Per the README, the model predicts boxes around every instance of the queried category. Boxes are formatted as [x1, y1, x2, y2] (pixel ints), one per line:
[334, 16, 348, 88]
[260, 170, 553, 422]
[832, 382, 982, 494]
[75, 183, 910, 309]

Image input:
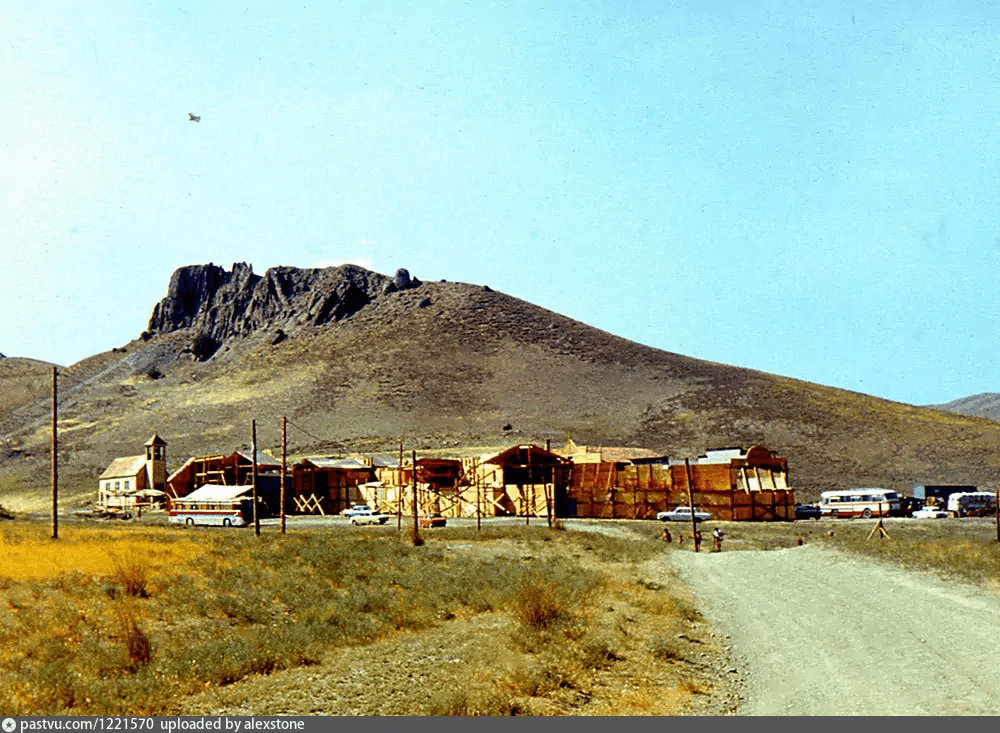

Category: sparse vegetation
[0, 521, 723, 716]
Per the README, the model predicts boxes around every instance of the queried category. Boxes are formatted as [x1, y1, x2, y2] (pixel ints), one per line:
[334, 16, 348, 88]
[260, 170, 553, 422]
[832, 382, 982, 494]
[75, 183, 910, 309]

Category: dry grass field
[0, 518, 735, 716]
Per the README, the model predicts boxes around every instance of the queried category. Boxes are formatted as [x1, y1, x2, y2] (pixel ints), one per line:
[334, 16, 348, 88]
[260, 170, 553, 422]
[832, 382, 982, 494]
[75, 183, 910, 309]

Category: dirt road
[670, 545, 1000, 715]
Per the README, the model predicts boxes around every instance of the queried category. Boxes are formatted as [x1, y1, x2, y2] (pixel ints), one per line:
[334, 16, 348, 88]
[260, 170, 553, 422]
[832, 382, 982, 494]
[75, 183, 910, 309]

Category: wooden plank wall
[567, 461, 794, 521]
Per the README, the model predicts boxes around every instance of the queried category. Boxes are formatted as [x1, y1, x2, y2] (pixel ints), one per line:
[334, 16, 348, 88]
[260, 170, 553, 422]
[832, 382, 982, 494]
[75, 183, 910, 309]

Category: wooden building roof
[100, 455, 146, 480]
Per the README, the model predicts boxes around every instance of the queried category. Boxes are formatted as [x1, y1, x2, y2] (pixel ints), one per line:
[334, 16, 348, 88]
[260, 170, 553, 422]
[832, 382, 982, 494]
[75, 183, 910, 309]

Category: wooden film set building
[286, 442, 794, 522]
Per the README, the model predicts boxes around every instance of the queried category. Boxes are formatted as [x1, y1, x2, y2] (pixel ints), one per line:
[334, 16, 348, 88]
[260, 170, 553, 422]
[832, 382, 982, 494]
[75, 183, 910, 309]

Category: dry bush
[109, 551, 150, 598]
[425, 687, 521, 716]
[650, 635, 684, 661]
[408, 526, 424, 547]
[113, 604, 152, 670]
[511, 576, 562, 630]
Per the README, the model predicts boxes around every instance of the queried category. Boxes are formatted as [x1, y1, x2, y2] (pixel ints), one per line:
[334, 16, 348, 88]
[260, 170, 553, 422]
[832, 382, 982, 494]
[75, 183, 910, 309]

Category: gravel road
[669, 545, 1000, 715]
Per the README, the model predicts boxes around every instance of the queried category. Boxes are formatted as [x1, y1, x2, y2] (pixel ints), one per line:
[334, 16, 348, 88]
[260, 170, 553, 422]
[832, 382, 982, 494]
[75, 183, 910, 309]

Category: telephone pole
[411, 450, 419, 533]
[280, 416, 287, 535]
[51, 367, 58, 540]
[251, 420, 260, 537]
[685, 458, 698, 552]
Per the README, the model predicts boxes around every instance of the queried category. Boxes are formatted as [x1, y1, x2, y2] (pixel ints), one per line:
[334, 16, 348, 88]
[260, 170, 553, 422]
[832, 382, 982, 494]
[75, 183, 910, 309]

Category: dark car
[795, 503, 822, 520]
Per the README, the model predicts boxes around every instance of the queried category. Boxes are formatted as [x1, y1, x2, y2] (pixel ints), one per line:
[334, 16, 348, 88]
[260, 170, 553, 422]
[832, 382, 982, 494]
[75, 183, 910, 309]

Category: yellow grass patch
[0, 525, 205, 581]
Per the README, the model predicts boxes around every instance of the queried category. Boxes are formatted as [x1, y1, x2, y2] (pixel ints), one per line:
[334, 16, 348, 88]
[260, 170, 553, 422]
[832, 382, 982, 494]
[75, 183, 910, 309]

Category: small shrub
[114, 605, 152, 670]
[0, 503, 14, 520]
[512, 576, 562, 630]
[144, 367, 163, 380]
[650, 636, 683, 662]
[108, 551, 150, 598]
[408, 527, 424, 547]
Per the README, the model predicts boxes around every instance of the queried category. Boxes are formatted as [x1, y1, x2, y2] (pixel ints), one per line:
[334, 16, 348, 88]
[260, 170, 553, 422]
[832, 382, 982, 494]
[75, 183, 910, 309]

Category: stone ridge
[145, 262, 420, 344]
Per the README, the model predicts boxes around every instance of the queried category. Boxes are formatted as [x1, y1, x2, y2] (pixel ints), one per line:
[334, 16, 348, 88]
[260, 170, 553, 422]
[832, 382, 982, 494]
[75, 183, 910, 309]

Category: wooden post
[476, 458, 482, 531]
[685, 458, 698, 552]
[398, 441, 404, 532]
[280, 416, 287, 535]
[526, 448, 532, 526]
[252, 420, 260, 537]
[411, 450, 418, 533]
[51, 366, 58, 540]
[547, 465, 554, 528]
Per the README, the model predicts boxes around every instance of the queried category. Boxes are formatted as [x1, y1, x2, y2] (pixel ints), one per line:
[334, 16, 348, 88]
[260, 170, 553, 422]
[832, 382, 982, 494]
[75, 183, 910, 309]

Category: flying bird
[188, 113, 201, 122]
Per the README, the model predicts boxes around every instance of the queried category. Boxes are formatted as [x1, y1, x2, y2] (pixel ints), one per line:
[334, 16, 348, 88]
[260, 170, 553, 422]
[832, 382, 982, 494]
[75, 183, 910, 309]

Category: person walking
[713, 527, 724, 552]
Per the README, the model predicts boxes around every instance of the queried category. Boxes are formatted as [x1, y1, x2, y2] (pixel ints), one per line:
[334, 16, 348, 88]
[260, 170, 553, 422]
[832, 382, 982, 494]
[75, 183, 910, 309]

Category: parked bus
[946, 492, 996, 518]
[168, 485, 254, 527]
[819, 489, 900, 519]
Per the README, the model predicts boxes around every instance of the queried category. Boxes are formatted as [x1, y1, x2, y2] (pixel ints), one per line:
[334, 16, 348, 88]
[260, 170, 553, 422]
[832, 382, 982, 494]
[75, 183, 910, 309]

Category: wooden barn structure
[166, 450, 284, 514]
[563, 444, 793, 521]
[290, 457, 375, 515]
[356, 447, 572, 520]
[361, 456, 472, 518]
[478, 444, 572, 518]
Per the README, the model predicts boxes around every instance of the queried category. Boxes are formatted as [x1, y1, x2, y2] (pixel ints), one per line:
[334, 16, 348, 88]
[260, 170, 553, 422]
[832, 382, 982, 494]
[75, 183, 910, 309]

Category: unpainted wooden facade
[564, 444, 794, 521]
[290, 458, 374, 515]
[167, 450, 284, 514]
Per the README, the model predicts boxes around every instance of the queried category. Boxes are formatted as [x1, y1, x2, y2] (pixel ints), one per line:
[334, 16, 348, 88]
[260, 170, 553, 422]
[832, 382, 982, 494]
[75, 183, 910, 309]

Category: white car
[657, 507, 712, 523]
[349, 508, 390, 526]
[911, 507, 949, 519]
[342, 504, 372, 518]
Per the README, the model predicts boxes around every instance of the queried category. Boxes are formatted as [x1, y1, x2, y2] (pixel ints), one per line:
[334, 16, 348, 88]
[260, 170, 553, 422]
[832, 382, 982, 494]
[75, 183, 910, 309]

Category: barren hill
[929, 393, 1000, 422]
[3, 262, 1000, 505]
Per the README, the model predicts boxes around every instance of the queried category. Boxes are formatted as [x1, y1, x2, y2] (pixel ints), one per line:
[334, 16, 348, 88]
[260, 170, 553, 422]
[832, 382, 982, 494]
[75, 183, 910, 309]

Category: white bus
[946, 492, 996, 517]
[819, 489, 900, 519]
[168, 485, 254, 527]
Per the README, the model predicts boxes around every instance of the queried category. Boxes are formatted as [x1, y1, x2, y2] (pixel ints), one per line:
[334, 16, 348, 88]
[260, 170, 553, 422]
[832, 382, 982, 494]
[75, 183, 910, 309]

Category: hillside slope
[3, 263, 1000, 504]
[929, 393, 1000, 423]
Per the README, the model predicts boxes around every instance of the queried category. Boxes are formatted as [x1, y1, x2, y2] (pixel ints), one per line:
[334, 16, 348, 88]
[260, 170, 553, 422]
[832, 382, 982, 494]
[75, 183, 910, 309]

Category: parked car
[911, 507, 949, 519]
[657, 507, 712, 522]
[795, 503, 822, 520]
[349, 508, 390, 526]
[342, 504, 372, 518]
[419, 514, 446, 528]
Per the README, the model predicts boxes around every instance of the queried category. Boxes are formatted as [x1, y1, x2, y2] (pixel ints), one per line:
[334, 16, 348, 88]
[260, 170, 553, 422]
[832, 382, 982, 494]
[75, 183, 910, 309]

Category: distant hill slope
[929, 393, 1000, 423]
[3, 262, 1000, 504]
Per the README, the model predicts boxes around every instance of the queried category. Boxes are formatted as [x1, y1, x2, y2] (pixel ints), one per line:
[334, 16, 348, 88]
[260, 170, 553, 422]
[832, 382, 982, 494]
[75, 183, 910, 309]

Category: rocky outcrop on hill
[145, 263, 421, 347]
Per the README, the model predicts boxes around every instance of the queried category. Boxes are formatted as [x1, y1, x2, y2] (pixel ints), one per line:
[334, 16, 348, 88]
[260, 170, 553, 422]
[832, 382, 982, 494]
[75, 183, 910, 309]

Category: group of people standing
[660, 525, 725, 551]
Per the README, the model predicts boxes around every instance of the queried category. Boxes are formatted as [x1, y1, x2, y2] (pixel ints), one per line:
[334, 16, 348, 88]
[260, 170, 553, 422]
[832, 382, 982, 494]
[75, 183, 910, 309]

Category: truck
[946, 492, 996, 518]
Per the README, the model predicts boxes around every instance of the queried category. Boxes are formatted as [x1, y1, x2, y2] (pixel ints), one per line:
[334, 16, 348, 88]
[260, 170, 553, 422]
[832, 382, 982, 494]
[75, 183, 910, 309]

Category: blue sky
[2, 1, 999, 406]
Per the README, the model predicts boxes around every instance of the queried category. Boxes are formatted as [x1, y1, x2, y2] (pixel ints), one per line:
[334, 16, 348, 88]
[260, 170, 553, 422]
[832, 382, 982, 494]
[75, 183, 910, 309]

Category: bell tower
[145, 433, 167, 493]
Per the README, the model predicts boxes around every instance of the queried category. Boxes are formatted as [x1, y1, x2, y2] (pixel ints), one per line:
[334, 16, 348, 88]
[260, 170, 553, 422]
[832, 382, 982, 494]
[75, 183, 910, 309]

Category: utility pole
[475, 458, 481, 532]
[280, 416, 287, 535]
[525, 448, 532, 527]
[397, 441, 403, 532]
[995, 485, 999, 543]
[51, 367, 58, 540]
[252, 419, 260, 537]
[547, 465, 554, 528]
[685, 458, 698, 552]
[411, 449, 419, 534]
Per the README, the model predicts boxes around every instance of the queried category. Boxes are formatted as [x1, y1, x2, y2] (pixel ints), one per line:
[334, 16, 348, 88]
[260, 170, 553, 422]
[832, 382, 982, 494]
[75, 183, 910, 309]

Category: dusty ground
[670, 544, 1000, 715]
[173, 522, 746, 716]
[174, 526, 1000, 716]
